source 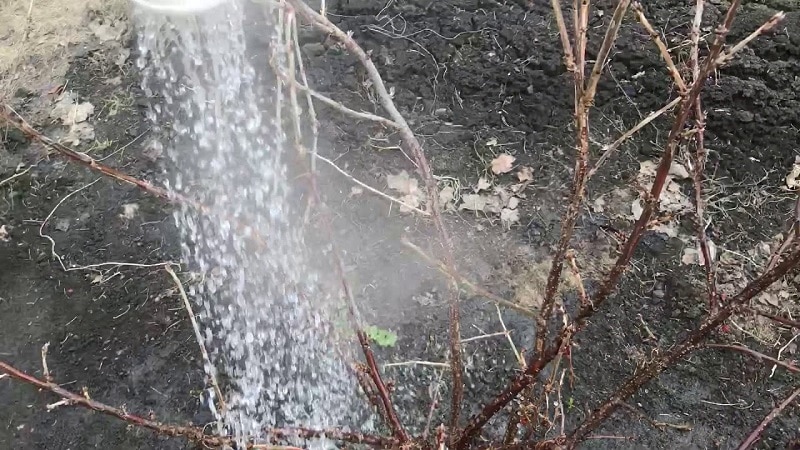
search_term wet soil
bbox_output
[2,0,799,449]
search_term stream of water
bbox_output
[134,1,357,446]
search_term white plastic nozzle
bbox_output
[131,0,229,14]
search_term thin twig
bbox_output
[736,387,800,450]
[588,97,681,179]
[0,360,339,449]
[286,3,465,436]
[280,9,408,442]
[563,244,800,446]
[752,309,800,330]
[0,165,32,187]
[402,237,538,319]
[715,12,786,68]
[631,2,687,93]
[0,105,181,204]
[315,152,429,215]
[164,265,226,413]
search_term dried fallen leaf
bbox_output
[592,196,606,213]
[64,122,95,146]
[438,185,455,206]
[460,194,488,212]
[387,170,424,212]
[119,203,139,220]
[490,153,516,175]
[681,241,717,266]
[507,196,520,210]
[669,161,691,180]
[486,137,499,147]
[387,170,419,195]
[0,225,9,242]
[500,208,520,228]
[631,198,644,220]
[51,92,94,126]
[517,166,533,182]
[786,156,800,189]
[475,177,491,192]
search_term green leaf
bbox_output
[364,325,398,347]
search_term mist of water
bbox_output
[134,1,359,446]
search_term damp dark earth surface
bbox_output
[1,0,799,449]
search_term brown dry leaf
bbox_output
[0,224,9,242]
[669,161,690,180]
[786,156,800,189]
[490,153,516,175]
[592,196,606,213]
[631,198,644,220]
[119,203,139,220]
[500,208,520,228]
[64,122,95,146]
[460,194,488,212]
[387,170,419,195]
[51,91,94,125]
[438,185,455,206]
[475,177,491,192]
[517,166,533,182]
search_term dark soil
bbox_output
[2,0,799,449]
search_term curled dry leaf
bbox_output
[490,153,516,175]
[669,161,691,180]
[475,177,491,192]
[387,170,424,212]
[517,166,533,182]
[51,92,94,126]
[500,208,520,228]
[592,196,606,213]
[681,240,717,266]
[438,185,455,208]
[119,203,139,220]
[786,156,800,189]
[460,194,488,212]
[0,225,10,242]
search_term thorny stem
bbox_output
[461,1,785,446]
[685,0,717,313]
[578,0,744,326]
[0,360,396,448]
[563,246,800,447]
[285,0,465,439]
[0,105,177,204]
[534,0,628,407]
[736,387,800,450]
[705,344,800,374]
[632,2,687,94]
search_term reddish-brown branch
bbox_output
[562,245,800,447]
[751,309,800,330]
[534,0,629,369]
[575,0,744,329]
[0,105,182,205]
[704,344,800,373]
[0,360,395,448]
[736,388,800,450]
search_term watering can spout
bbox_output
[131,0,230,14]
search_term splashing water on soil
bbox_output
[134,1,355,445]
